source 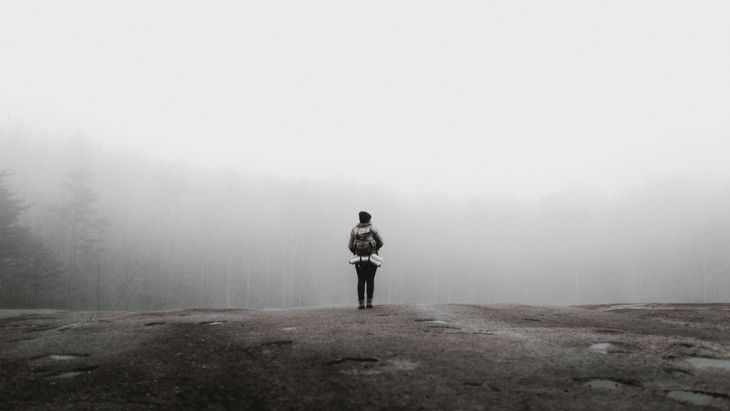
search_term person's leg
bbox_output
[366,265,377,308]
[355,264,366,308]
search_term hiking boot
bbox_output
[366,299,373,308]
[358,301,365,309]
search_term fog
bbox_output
[2,129,729,310]
[2,1,729,200]
[1,2,730,310]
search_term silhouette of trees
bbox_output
[2,129,730,311]
[0,170,64,308]
[49,168,107,310]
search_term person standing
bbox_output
[348,211,384,309]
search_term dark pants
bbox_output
[355,262,377,301]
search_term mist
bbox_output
[2,2,730,310]
[2,2,730,200]
[2,128,729,311]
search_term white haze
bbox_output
[2,1,729,200]
[3,131,730,310]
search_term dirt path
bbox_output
[1,303,729,410]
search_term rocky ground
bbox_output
[1,303,729,410]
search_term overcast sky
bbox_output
[1,1,729,200]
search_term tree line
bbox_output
[1,126,729,310]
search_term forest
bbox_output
[1,125,729,311]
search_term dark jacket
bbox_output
[348,223,384,254]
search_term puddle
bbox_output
[261,340,293,346]
[325,357,378,365]
[200,321,226,325]
[46,372,83,380]
[686,357,730,371]
[665,368,691,377]
[281,327,296,331]
[667,390,725,406]
[334,358,418,375]
[593,328,623,334]
[52,323,96,332]
[429,324,461,330]
[144,322,166,326]
[40,365,100,379]
[588,343,613,354]
[49,355,88,361]
[5,337,36,343]
[73,365,100,372]
[390,359,418,371]
[421,320,449,324]
[583,379,623,389]
[340,368,382,375]
[5,324,37,329]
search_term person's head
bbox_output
[359,211,371,223]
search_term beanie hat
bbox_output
[358,211,371,223]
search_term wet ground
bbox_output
[1,303,729,410]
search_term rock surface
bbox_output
[1,303,729,410]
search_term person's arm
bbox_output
[371,226,384,250]
[348,229,356,253]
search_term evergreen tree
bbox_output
[0,170,26,260]
[0,170,64,308]
[50,168,106,310]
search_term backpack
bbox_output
[352,223,377,256]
